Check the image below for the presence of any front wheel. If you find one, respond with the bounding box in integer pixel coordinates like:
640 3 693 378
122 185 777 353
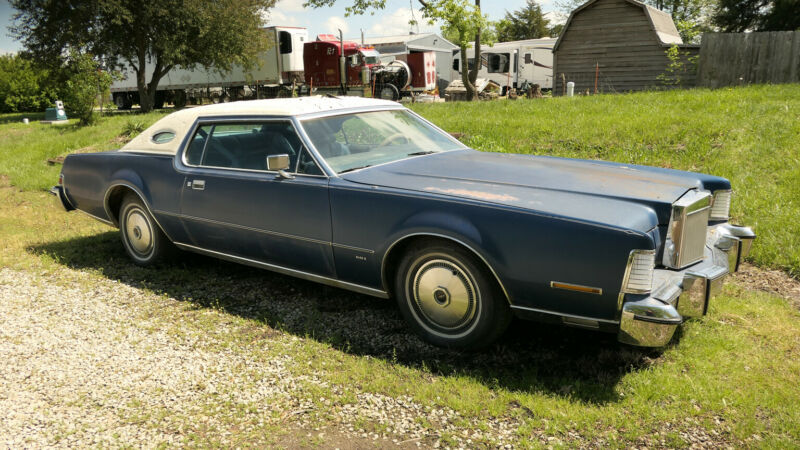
394 241 512 349
119 194 171 266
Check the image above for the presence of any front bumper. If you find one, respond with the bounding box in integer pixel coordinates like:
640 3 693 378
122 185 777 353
617 223 755 347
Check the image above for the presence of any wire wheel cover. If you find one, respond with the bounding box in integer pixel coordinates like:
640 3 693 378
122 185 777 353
411 259 478 330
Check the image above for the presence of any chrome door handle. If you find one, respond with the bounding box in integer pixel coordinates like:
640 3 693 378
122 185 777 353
191 179 205 190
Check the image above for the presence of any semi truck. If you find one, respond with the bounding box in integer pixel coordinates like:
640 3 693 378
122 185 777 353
452 38 557 93
110 26 308 109
111 27 438 108
303 33 437 100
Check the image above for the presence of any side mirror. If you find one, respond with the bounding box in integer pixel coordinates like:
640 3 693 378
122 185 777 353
266 154 294 179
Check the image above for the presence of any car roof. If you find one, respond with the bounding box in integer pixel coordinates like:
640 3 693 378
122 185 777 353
119 96 400 155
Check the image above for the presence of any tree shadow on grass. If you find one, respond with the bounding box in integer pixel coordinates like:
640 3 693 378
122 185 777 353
30 232 670 404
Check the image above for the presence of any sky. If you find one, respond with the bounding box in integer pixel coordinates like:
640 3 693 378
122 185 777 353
1 0 563 55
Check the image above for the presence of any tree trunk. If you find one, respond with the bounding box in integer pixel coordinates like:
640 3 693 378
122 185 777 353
459 45 476 99
135 50 153 113
467 0 482 101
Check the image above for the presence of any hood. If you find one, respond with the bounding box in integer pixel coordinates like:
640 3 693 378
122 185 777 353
341 150 730 232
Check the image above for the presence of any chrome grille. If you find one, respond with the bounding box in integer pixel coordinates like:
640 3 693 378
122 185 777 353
663 190 712 269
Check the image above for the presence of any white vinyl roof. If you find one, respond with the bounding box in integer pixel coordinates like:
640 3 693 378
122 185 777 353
120 96 399 155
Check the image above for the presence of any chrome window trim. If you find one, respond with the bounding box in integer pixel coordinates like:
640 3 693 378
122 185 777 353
178 116 327 178
173 242 389 299
379 232 511 305
151 129 177 144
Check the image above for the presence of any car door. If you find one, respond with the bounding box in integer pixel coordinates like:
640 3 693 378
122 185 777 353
177 119 335 277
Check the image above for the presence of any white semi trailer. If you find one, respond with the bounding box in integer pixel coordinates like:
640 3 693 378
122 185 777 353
110 26 308 109
452 38 556 93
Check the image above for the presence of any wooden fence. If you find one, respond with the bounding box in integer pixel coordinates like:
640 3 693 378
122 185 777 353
697 31 800 88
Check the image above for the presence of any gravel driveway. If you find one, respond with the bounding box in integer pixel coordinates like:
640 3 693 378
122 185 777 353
0 267 518 448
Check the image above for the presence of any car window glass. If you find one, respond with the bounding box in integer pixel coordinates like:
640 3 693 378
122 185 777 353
296 147 324 176
302 110 466 174
185 125 213 165
152 131 175 144
188 121 299 171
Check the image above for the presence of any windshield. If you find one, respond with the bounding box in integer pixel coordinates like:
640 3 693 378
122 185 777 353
301 110 466 173
361 50 380 65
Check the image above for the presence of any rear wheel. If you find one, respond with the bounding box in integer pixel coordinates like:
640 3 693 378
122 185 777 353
394 241 511 349
119 194 171 266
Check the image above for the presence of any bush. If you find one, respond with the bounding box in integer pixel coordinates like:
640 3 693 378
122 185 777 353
0 54 59 113
62 50 115 125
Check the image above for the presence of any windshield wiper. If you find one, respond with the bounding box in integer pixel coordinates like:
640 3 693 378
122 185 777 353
339 165 373 174
407 150 436 156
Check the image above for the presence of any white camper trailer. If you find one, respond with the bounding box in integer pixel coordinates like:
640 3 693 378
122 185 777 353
452 38 556 93
110 26 308 108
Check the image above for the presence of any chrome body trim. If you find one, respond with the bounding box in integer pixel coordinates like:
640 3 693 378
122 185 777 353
618 297 681 347
710 189 732 221
173 242 389 299
663 190 712 269
620 249 656 296
331 243 375 254
510 304 620 325
618 222 756 346
76 208 114 226
380 232 512 304
103 182 174 241
155 210 332 247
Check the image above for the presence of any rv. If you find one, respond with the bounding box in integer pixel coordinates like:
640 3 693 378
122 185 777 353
452 38 556 92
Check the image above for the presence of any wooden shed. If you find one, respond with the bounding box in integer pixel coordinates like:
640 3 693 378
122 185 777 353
553 0 699 94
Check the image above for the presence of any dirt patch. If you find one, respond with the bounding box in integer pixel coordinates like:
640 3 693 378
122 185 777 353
734 262 800 308
0 174 9 188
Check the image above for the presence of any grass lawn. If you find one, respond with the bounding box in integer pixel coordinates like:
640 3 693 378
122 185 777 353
410 84 800 278
1 86 799 447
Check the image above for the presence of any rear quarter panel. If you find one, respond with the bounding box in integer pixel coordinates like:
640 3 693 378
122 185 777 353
62 151 186 241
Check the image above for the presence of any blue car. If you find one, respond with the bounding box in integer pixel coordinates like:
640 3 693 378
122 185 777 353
51 97 755 349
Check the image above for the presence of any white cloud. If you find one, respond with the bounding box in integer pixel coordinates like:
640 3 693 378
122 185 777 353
366 7 439 37
324 16 350 35
264 9 300 26
275 0 306 12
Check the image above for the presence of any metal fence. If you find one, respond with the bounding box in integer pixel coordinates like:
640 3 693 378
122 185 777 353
697 31 800 88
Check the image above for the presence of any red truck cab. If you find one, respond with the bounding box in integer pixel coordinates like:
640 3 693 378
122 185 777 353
303 35 381 88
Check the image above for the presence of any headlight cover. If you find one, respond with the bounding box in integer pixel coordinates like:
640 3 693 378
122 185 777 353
622 249 656 294
710 190 732 221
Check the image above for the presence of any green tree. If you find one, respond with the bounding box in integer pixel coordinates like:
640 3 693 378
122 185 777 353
495 0 551 42
0 54 59 112
305 0 490 100
10 0 276 113
713 0 800 32
61 50 115 125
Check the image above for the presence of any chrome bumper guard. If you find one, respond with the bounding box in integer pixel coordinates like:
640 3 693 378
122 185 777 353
618 223 755 347
50 185 75 212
